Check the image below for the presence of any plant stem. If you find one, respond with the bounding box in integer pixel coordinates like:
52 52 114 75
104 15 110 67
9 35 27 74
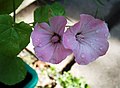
61 56 75 74
66 25 71 27
13 0 16 23
25 48 38 60
95 7 99 18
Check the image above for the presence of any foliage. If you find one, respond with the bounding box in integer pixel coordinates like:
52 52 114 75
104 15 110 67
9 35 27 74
93 0 106 6
0 57 27 85
0 0 23 14
34 2 65 23
0 14 32 85
40 66 90 88
0 0 65 85
58 71 90 88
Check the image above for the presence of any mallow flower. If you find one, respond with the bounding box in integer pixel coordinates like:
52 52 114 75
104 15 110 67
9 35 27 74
31 16 72 64
63 14 109 65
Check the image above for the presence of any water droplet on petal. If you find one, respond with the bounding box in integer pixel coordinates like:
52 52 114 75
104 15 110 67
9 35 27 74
39 44 42 47
81 54 85 58
99 47 103 50
95 39 98 41
90 42 93 45
96 30 99 33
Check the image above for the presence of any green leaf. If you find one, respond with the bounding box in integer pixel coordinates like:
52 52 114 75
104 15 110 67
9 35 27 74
34 2 65 23
93 0 105 6
0 14 32 85
0 15 32 57
14 22 32 50
0 15 20 57
0 56 27 85
50 2 65 16
34 5 50 23
0 0 24 14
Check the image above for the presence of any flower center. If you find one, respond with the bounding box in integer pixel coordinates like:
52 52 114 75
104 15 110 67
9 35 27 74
75 32 84 42
51 33 61 43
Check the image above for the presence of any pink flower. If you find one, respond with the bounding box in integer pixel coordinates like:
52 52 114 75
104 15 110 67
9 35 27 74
31 16 72 64
63 14 109 65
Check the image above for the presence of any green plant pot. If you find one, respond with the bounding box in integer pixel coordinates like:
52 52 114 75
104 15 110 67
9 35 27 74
0 63 38 88
24 63 38 88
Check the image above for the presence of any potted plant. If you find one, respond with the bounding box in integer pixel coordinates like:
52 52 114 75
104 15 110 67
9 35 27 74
0 62 38 88
0 0 64 87
0 0 38 87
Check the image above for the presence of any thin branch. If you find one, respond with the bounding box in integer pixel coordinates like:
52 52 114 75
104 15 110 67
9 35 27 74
61 56 75 74
13 0 16 23
66 25 71 27
25 48 38 60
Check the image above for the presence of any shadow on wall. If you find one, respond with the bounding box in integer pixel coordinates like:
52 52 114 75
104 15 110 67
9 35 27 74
104 1 120 40
61 0 120 71
105 1 120 31
63 0 120 39
63 0 120 26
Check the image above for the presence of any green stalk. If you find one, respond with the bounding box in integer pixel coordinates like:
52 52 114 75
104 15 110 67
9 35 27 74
13 0 16 23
